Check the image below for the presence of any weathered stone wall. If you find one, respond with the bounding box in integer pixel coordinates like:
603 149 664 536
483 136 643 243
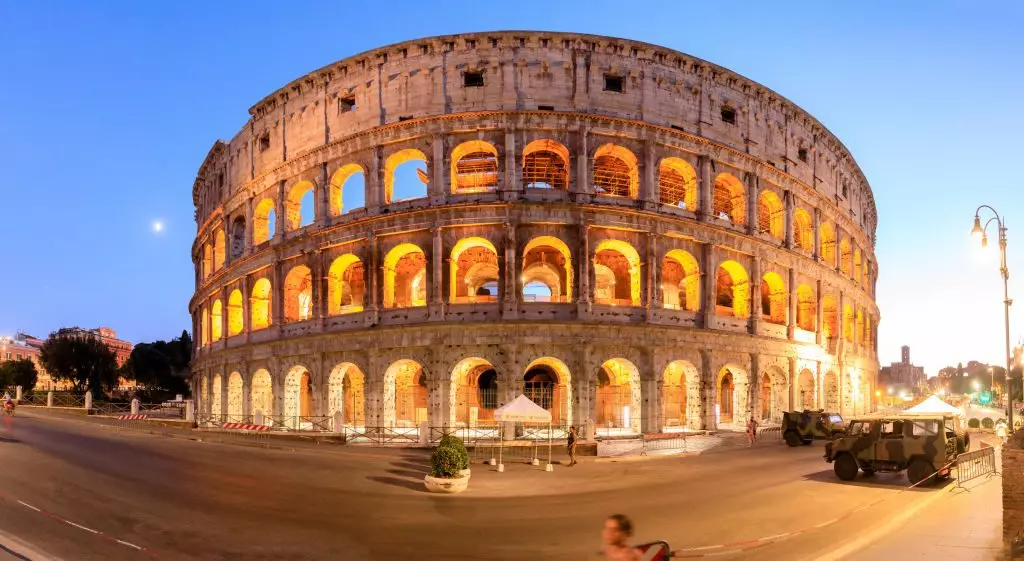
1005 433 1024 558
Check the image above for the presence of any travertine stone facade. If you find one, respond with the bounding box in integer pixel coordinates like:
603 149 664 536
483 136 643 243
189 31 879 433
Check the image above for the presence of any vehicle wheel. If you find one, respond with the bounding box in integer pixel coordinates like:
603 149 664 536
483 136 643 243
801 438 812 446
907 458 935 486
784 431 802 447
834 454 858 481
861 468 875 476
955 430 969 454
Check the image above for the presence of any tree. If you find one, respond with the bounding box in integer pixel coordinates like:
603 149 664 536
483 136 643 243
0 359 38 391
120 330 193 400
39 333 119 395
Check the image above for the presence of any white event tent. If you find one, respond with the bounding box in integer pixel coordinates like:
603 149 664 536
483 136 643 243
493 395 554 472
902 395 963 415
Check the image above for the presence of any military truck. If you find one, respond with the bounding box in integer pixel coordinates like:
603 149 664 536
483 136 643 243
823 413 965 485
782 410 844 447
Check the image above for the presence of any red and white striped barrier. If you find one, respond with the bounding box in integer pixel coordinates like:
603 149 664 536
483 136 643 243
118 414 149 420
222 422 269 431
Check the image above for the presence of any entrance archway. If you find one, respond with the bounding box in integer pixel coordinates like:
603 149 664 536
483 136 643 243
283 366 313 429
383 360 427 427
327 363 366 428
662 360 699 430
798 369 815 410
227 371 243 421
522 357 572 425
758 366 787 423
717 365 748 427
250 368 274 421
211 373 223 417
450 357 498 426
823 371 839 412
594 358 641 434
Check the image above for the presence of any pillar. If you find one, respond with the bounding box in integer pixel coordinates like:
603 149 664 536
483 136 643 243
640 379 662 434
368 145 383 210
812 207 821 260
316 163 329 227
815 279 824 346
502 223 519 319
578 223 591 312
84 391 93 411
641 140 657 205
700 244 715 327
244 197 254 256
430 134 446 202
750 256 761 335
698 156 712 221
787 268 797 339
574 127 589 197
274 180 286 242
699 349 715 430
784 190 795 248
131 398 140 415
646 232 660 312
746 173 759 236
46 391 53 408
271 263 283 330
367 232 379 326
838 290 846 356
503 129 518 199
241 275 251 343
788 357 798 414
429 227 444 320
314 250 327 328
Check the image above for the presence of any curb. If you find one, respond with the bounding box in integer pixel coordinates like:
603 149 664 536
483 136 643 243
0 527 62 561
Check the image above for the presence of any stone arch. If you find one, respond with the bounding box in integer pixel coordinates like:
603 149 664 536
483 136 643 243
285 180 316 230
713 173 746 225
662 360 700 430
820 222 836 264
760 271 787 325
451 140 499 193
227 289 244 336
200 374 210 416
283 365 314 428
796 284 816 331
856 308 865 345
757 190 785 240
594 358 642 434
662 249 700 312
798 369 815 410
658 157 697 210
329 163 365 215
523 357 573 425
384 148 429 204
757 364 787 423
283 265 313 322
213 228 225 271
843 303 854 342
450 357 499 426
383 243 427 309
201 243 212 279
227 371 243 421
250 278 272 330
823 371 840 412
716 260 751 319
592 144 639 199
840 238 853 277
383 359 427 427
522 139 569 190
716 364 749 426
250 368 274 420
327 254 365 315
200 306 210 346
522 236 573 302
253 197 276 245
211 373 223 417
794 208 813 252
822 295 838 341
327 362 366 427
854 248 862 283
230 215 246 259
209 299 222 342
593 239 641 306
450 237 499 303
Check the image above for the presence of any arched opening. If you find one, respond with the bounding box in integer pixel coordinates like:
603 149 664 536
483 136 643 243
523 357 572 425
384 149 429 203
210 299 223 342
824 371 840 411
796 284 816 331
843 304 854 343
450 237 499 304
661 249 700 311
794 209 813 252
758 367 786 423
284 365 313 428
283 265 313 322
820 222 836 264
211 373 223 416
384 360 427 427
200 306 210 346
713 174 746 225
840 239 853 277
757 190 785 240
450 357 498 426
327 363 366 427
798 369 815 410
854 248 862 283
451 140 499 193
200 375 210 415
592 144 639 198
658 157 697 210
250 278 272 330
201 244 212 280
593 239 641 306
856 309 864 346
213 229 225 271
383 244 427 309
250 368 274 420
522 236 572 303
327 254 365 315
522 139 569 190
227 289 244 336
662 360 698 430
759 372 772 422
285 181 315 230
329 164 366 215
230 216 246 259
253 198 276 245
594 358 641 434
716 260 751 318
717 367 735 425
760 272 787 325
227 371 243 421
822 295 838 341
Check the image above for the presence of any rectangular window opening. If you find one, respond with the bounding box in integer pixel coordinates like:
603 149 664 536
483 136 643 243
798 148 808 162
398 115 413 122
604 75 623 93
464 71 484 88
339 96 356 113
258 134 270 152
721 107 736 125
537 105 555 111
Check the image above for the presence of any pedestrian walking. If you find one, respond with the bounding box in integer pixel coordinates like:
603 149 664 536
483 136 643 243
746 417 758 447
598 514 642 561
567 425 578 466
997 420 1008 446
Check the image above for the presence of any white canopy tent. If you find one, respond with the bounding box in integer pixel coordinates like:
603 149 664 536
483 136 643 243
493 395 554 472
902 395 963 415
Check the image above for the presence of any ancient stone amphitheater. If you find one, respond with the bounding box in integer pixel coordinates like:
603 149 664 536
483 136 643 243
190 31 879 436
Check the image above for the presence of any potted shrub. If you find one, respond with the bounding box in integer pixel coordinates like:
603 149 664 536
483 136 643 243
439 434 471 478
424 439 469 494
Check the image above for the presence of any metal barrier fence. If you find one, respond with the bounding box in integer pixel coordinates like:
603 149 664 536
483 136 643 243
956 445 998 487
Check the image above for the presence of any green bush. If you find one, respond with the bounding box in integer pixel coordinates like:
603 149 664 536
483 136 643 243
968 418 980 429
430 444 463 478
438 434 469 470
982 417 994 429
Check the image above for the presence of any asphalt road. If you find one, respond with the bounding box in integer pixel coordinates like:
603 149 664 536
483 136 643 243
0 412 950 560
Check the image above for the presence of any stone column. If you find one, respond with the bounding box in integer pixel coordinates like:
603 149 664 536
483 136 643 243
640 379 661 434
750 256 761 335
367 146 383 210
367 232 379 326
646 232 660 312
788 356 798 414
641 140 658 207
746 173 759 236
316 162 329 227
813 207 821 260
699 349 715 430
503 129 518 200
429 226 444 320
313 250 326 329
834 226 844 271
815 279 824 346
430 133 446 202
502 223 519 319
698 156 712 221
837 290 846 356
700 244 716 328
220 285 229 347
241 275 251 343
787 267 797 339
244 198 254 256
784 190 795 249
241 368 251 418
574 127 589 197
577 223 591 312
271 262 283 331
274 180 286 242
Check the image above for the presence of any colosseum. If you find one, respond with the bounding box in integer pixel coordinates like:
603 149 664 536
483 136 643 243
189 31 879 437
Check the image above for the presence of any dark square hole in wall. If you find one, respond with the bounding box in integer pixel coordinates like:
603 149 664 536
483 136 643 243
339 96 356 113
258 134 270 152
604 75 623 93
398 115 413 122
720 106 736 125
842 184 848 197
464 71 484 88
537 105 555 111
798 148 808 162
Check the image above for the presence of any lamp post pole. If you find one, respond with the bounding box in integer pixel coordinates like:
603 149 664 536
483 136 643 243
972 206 1014 430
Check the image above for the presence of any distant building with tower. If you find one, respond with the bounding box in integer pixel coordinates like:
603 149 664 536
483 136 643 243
880 345 926 387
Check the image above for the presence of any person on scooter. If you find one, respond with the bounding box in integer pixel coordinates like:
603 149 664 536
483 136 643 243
2 392 13 411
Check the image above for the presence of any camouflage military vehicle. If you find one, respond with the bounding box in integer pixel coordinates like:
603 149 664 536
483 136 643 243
823 414 965 485
782 410 844 446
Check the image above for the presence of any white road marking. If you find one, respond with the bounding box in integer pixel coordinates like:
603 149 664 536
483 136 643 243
116 539 143 550
15 501 39 512
65 521 99 534
814 518 838 528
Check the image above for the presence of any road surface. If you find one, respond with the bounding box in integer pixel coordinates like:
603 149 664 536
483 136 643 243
0 411 952 560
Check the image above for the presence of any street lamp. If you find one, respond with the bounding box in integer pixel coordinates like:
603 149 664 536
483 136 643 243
972 205 1014 430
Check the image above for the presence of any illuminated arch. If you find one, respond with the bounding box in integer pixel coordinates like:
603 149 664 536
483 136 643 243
523 357 572 425
200 306 210 346
823 371 840 411
522 236 573 302
593 239 641 306
820 222 836 264
451 140 499 193
713 173 746 225
717 365 750 426
329 164 366 216
758 190 785 240
843 303 854 342
450 237 499 303
523 139 569 190
450 357 498 426
250 369 273 418
658 157 697 210
285 180 315 231
327 254 365 315
715 260 751 319
757 366 787 422
853 248 862 283
200 375 210 414
230 216 246 259
213 229 225 271
595 358 641 433
383 244 427 309
327 363 366 427
283 265 313 322
760 271 787 325
661 249 700 312
796 284 816 331
794 209 814 252
822 295 838 341
210 299 223 342
798 369 815 410
840 238 853 277
856 308 865 345
201 243 212 280
227 371 243 421
284 365 313 428
383 360 426 427
250 278 272 330
253 198 276 245
592 144 639 199
662 360 700 430
384 149 429 204
211 373 222 416
227 289 244 336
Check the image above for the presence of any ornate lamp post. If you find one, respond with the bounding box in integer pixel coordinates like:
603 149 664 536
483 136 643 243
971 205 1014 429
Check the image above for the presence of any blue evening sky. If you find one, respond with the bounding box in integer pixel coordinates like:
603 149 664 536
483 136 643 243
1 1 1021 375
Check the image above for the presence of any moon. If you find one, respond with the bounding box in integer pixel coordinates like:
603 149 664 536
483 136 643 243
152 220 164 233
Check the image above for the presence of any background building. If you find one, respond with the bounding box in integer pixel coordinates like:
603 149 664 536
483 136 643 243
0 333 68 391
880 345 926 387
56 327 132 366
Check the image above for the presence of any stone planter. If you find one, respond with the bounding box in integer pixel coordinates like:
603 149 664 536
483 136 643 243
424 474 469 494
458 468 471 479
